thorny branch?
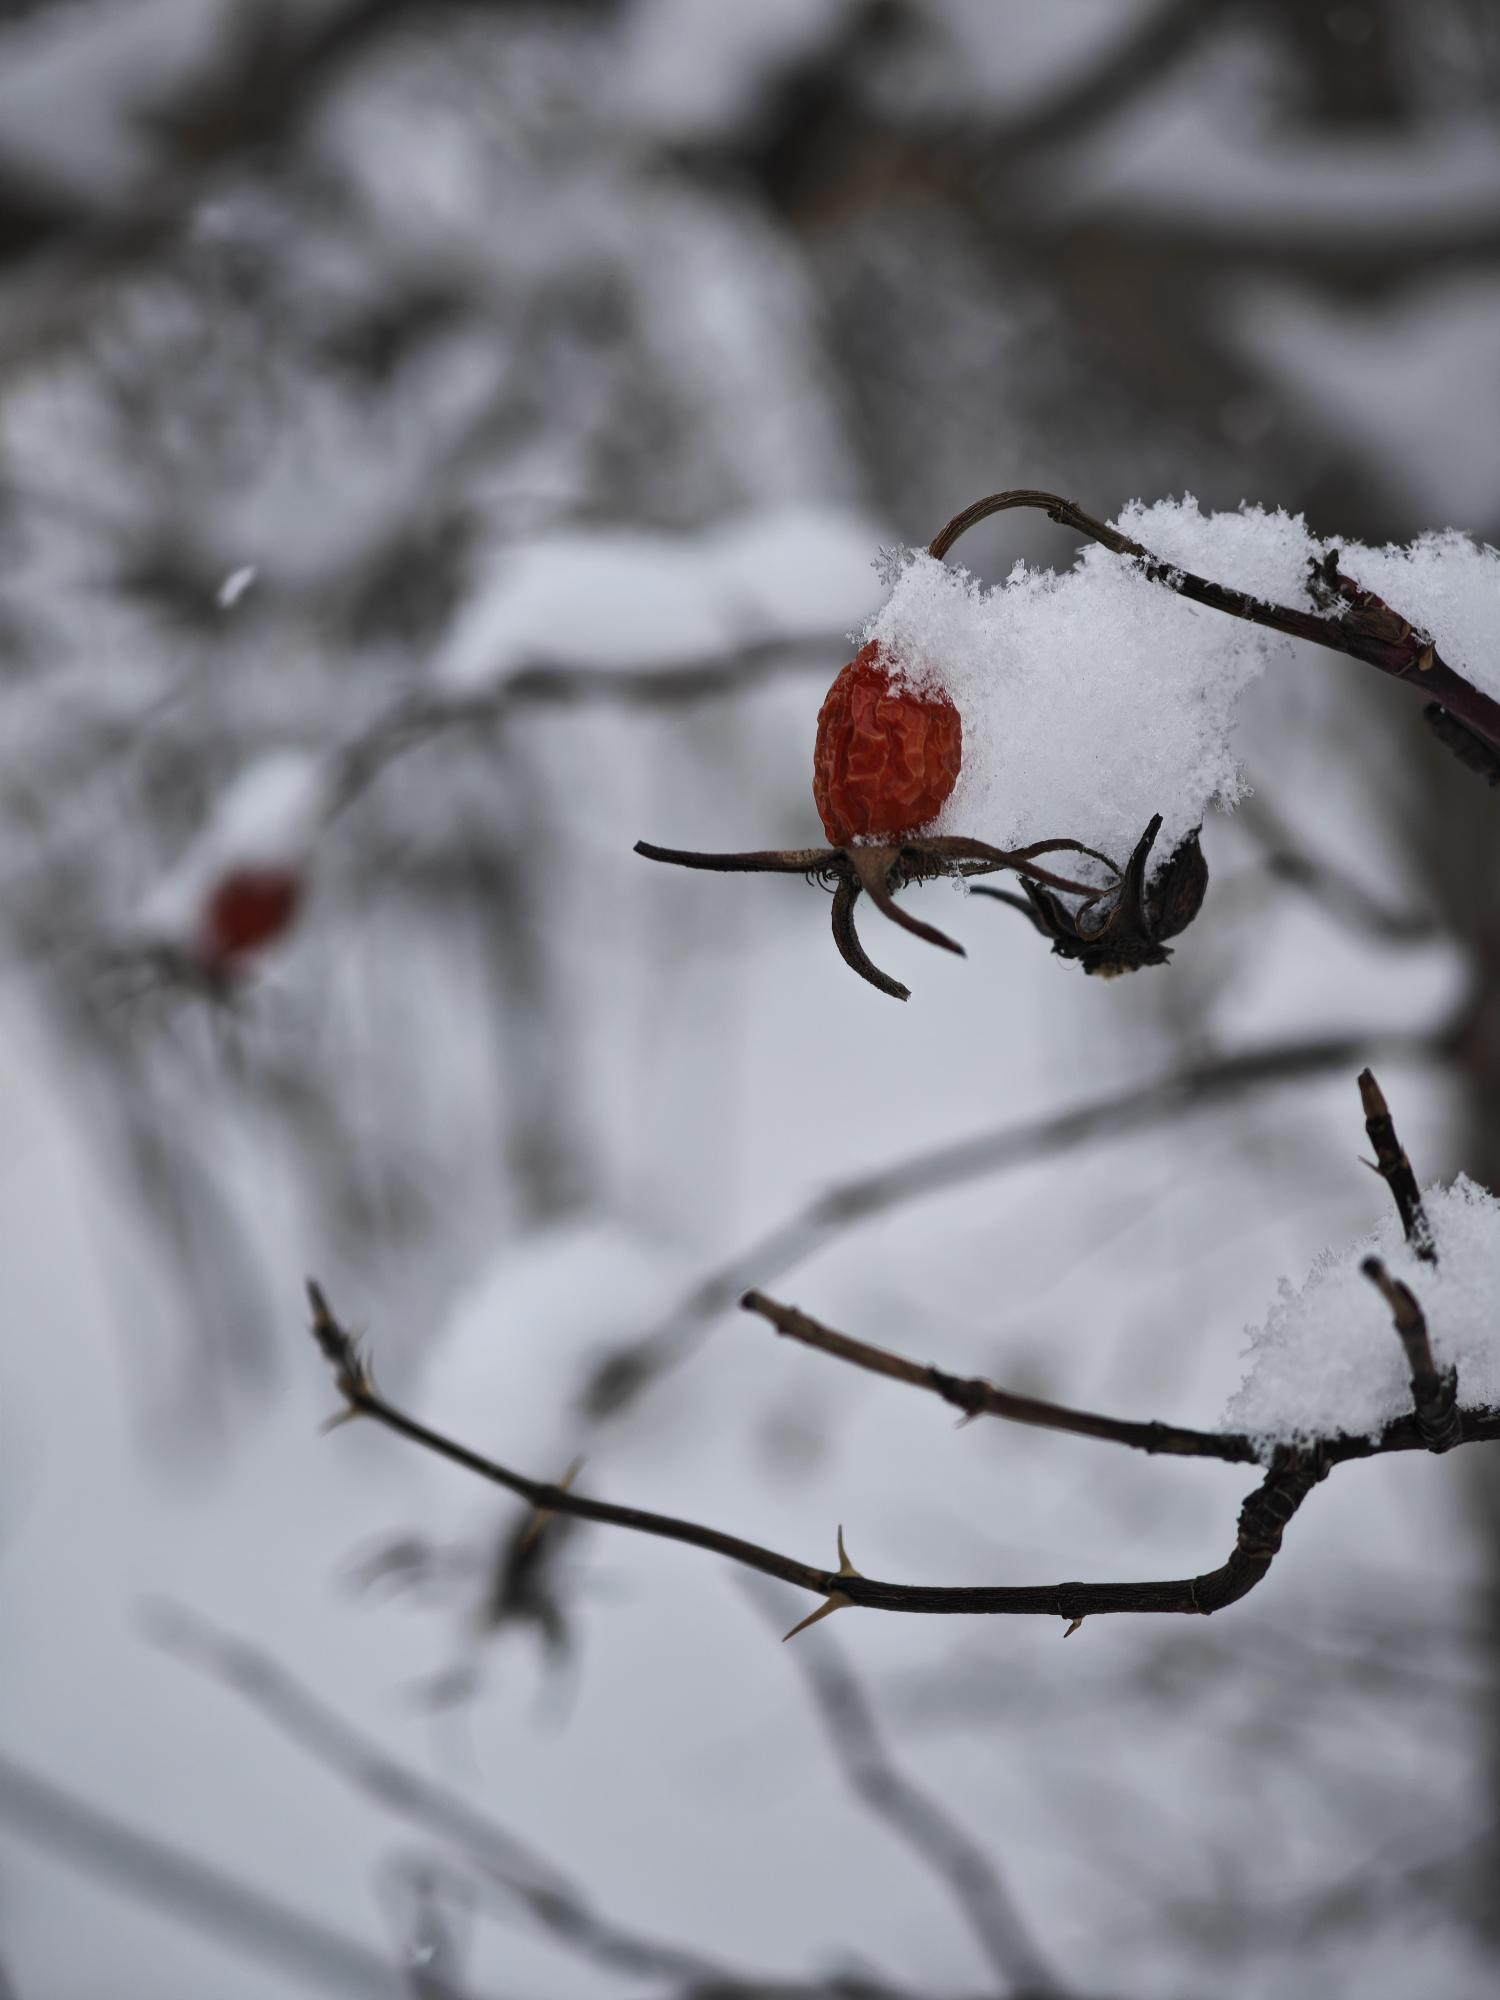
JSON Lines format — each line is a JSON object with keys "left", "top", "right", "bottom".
{"left": 739, "top": 1291, "right": 1259, "bottom": 1464}
{"left": 306, "top": 1075, "right": 1500, "bottom": 1636}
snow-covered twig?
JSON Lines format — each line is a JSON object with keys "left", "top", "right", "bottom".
{"left": 926, "top": 489, "right": 1500, "bottom": 757}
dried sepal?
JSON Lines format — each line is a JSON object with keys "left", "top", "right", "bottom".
{"left": 978, "top": 816, "right": 1207, "bottom": 977}
{"left": 634, "top": 834, "right": 1108, "bottom": 1001}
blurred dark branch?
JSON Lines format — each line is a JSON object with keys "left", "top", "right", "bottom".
{"left": 1236, "top": 795, "right": 1438, "bottom": 942}
{"left": 326, "top": 632, "right": 846, "bottom": 818}
{"left": 0, "top": 0, "right": 454, "bottom": 278}
{"left": 305, "top": 1274, "right": 1500, "bottom": 1627}
{"left": 760, "top": 0, "right": 1226, "bottom": 220}
{"left": 965, "top": 0, "right": 1228, "bottom": 170}
{"left": 148, "top": 1602, "right": 751, "bottom": 1990}
{"left": 0, "top": 1749, "right": 473, "bottom": 1999}
{"left": 740, "top": 1290, "right": 1259, "bottom": 1464}
{"left": 741, "top": 1581, "right": 1064, "bottom": 1995}
{"left": 578, "top": 1025, "right": 1444, "bottom": 1419}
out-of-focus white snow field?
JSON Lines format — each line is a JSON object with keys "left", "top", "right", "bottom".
{"left": 0, "top": 629, "right": 1489, "bottom": 1998}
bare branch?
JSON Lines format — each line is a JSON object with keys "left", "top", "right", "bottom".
{"left": 305, "top": 1281, "right": 1500, "bottom": 1627}
{"left": 1234, "top": 793, "right": 1437, "bottom": 943}
{"left": 147, "top": 1602, "right": 744, "bottom": 1991}
{"left": 1358, "top": 1069, "right": 1436, "bottom": 1260}
{"left": 0, "top": 1749, "right": 474, "bottom": 1999}
{"left": 740, "top": 1581, "right": 1065, "bottom": 1996}
{"left": 1361, "top": 1259, "right": 1463, "bottom": 1453}
{"left": 740, "top": 1289, "right": 1260, "bottom": 1464}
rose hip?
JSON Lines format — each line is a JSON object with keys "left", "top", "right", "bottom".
{"left": 812, "top": 641, "right": 962, "bottom": 846}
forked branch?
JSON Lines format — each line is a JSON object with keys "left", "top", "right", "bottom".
{"left": 307, "top": 1069, "right": 1500, "bottom": 1639}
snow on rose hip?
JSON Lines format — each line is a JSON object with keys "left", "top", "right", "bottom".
{"left": 641, "top": 485, "right": 1467, "bottom": 999}
{"left": 811, "top": 641, "right": 963, "bottom": 846}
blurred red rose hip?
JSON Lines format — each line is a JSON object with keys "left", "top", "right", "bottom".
{"left": 199, "top": 866, "right": 302, "bottom": 967}
{"left": 812, "top": 641, "right": 962, "bottom": 846}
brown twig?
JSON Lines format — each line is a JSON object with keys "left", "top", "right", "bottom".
{"left": 926, "top": 490, "right": 1500, "bottom": 756}
{"left": 306, "top": 1281, "right": 1500, "bottom": 1628}
{"left": 1360, "top": 1259, "right": 1463, "bottom": 1453}
{"left": 1358, "top": 1068, "right": 1436, "bottom": 1261}
{"left": 740, "top": 1290, "right": 1260, "bottom": 1464}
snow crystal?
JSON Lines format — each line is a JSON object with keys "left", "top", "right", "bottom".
{"left": 1332, "top": 531, "right": 1500, "bottom": 698}
{"left": 1226, "top": 1179, "right": 1500, "bottom": 1457}
{"left": 862, "top": 497, "right": 1500, "bottom": 862}
{"left": 433, "top": 504, "right": 880, "bottom": 694}
{"left": 865, "top": 499, "right": 1314, "bottom": 859}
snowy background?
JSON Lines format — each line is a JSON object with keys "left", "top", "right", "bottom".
{"left": 2, "top": 2, "right": 1500, "bottom": 1995}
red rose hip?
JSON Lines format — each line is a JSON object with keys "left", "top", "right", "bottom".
{"left": 198, "top": 865, "right": 303, "bottom": 967}
{"left": 812, "top": 641, "right": 962, "bottom": 846}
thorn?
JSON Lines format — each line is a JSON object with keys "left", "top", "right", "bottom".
{"left": 319, "top": 1405, "right": 366, "bottom": 1435}
{"left": 834, "top": 1524, "right": 863, "bottom": 1578}
{"left": 783, "top": 1526, "right": 863, "bottom": 1640}
{"left": 1063, "top": 1616, "right": 1084, "bottom": 1637}
{"left": 1358, "top": 1155, "right": 1381, "bottom": 1175}
{"left": 519, "top": 1456, "right": 586, "bottom": 1552}
{"left": 783, "top": 1591, "right": 851, "bottom": 1642}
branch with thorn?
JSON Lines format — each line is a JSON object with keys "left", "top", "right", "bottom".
{"left": 306, "top": 1075, "right": 1500, "bottom": 1639}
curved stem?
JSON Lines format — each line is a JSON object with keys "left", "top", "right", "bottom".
{"left": 928, "top": 489, "right": 1500, "bottom": 753}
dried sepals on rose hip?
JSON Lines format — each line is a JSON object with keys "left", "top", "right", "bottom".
{"left": 634, "top": 486, "right": 1224, "bottom": 999}
{"left": 812, "top": 641, "right": 962, "bottom": 845}
{"left": 977, "top": 814, "right": 1207, "bottom": 976}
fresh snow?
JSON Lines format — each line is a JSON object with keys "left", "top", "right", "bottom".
{"left": 1227, "top": 1179, "right": 1500, "bottom": 1456}
{"left": 862, "top": 497, "right": 1499, "bottom": 862}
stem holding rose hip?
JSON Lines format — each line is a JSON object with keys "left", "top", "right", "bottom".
{"left": 636, "top": 481, "right": 1496, "bottom": 998}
